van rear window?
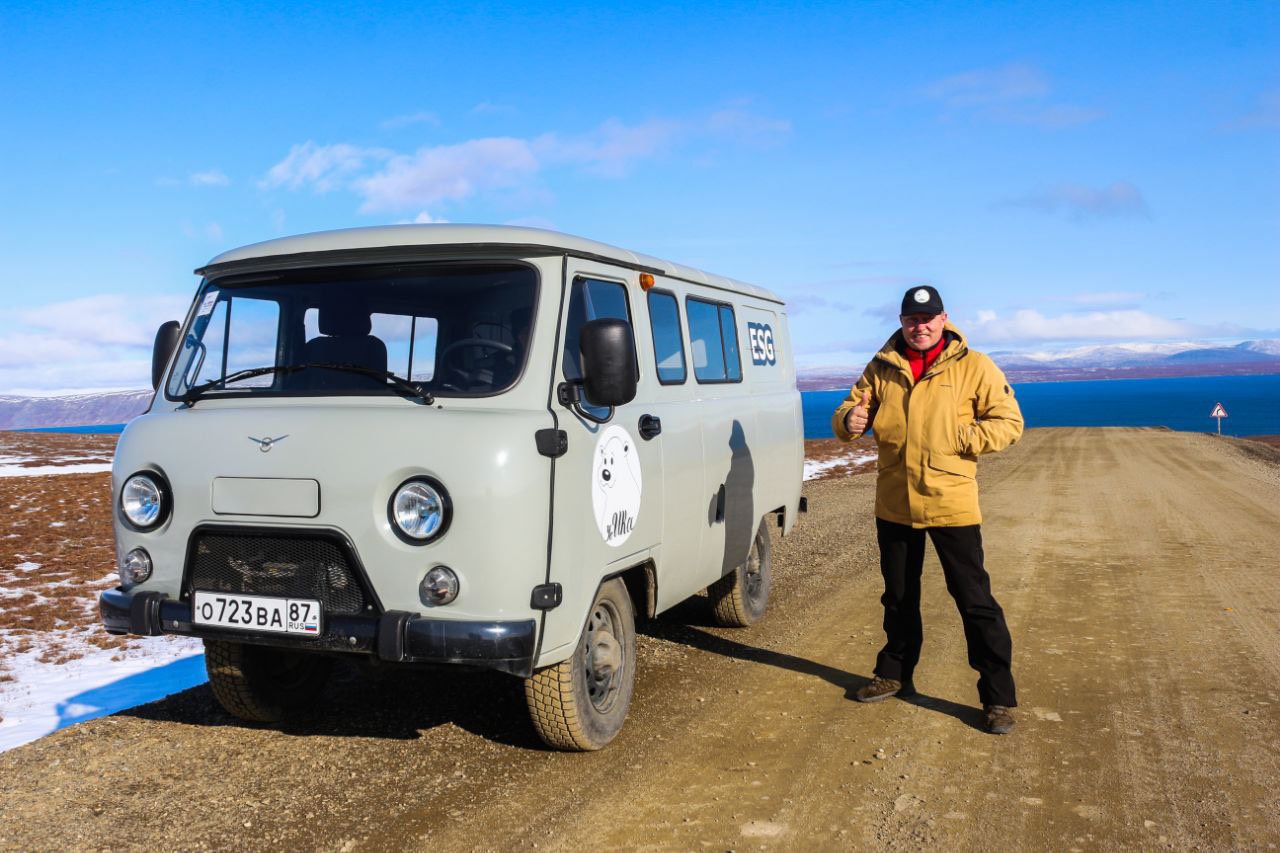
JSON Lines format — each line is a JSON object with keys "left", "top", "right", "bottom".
{"left": 687, "top": 297, "right": 742, "bottom": 384}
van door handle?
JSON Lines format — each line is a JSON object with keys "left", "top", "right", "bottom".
{"left": 638, "top": 414, "right": 662, "bottom": 440}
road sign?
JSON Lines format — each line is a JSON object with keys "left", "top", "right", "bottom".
{"left": 1210, "top": 401, "right": 1228, "bottom": 434}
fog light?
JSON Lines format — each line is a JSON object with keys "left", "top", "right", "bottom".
{"left": 120, "top": 548, "right": 153, "bottom": 586}
{"left": 420, "top": 566, "right": 459, "bottom": 606}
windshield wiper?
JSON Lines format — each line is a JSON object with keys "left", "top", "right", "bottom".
{"left": 303, "top": 362, "right": 436, "bottom": 405}
{"left": 179, "top": 363, "right": 434, "bottom": 406}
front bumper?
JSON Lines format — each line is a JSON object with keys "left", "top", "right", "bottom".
{"left": 99, "top": 587, "right": 537, "bottom": 677}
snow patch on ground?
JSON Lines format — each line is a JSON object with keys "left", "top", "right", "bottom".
{"left": 0, "top": 463, "right": 113, "bottom": 477}
{"left": 804, "top": 453, "right": 876, "bottom": 480}
{"left": 0, "top": 629, "right": 205, "bottom": 753}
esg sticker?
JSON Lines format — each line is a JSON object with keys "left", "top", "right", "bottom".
{"left": 591, "top": 424, "right": 642, "bottom": 546}
{"left": 748, "top": 322, "right": 777, "bottom": 366}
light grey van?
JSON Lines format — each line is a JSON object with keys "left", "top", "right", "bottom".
{"left": 100, "top": 225, "right": 804, "bottom": 750}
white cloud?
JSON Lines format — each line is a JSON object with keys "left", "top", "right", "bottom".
{"left": 967, "top": 308, "right": 1193, "bottom": 343}
{"left": 380, "top": 110, "right": 440, "bottom": 130}
{"left": 924, "top": 62, "right": 1102, "bottom": 129}
{"left": 261, "top": 106, "right": 790, "bottom": 213}
{"left": 471, "top": 101, "right": 518, "bottom": 116}
{"left": 534, "top": 118, "right": 682, "bottom": 177}
{"left": 394, "top": 211, "right": 450, "bottom": 224}
{"left": 189, "top": 170, "right": 229, "bottom": 187}
{"left": 1000, "top": 181, "right": 1149, "bottom": 221}
{"left": 355, "top": 137, "right": 539, "bottom": 213}
{"left": 0, "top": 294, "right": 192, "bottom": 393}
{"left": 1227, "top": 90, "right": 1280, "bottom": 130}
{"left": 704, "top": 107, "right": 792, "bottom": 145}
{"left": 260, "top": 141, "right": 393, "bottom": 192}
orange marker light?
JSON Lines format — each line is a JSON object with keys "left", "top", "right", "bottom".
{"left": 639, "top": 273, "right": 655, "bottom": 290}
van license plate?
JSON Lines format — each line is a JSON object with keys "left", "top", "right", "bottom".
{"left": 192, "top": 591, "right": 321, "bottom": 636}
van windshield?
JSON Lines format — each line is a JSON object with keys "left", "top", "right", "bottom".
{"left": 165, "top": 263, "right": 538, "bottom": 401}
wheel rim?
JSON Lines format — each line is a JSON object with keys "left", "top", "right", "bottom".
{"left": 582, "top": 599, "right": 625, "bottom": 713}
{"left": 743, "top": 532, "right": 764, "bottom": 601}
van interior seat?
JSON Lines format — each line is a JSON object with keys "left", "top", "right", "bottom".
{"left": 301, "top": 308, "right": 388, "bottom": 389}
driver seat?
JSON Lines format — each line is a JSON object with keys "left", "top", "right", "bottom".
{"left": 301, "top": 308, "right": 387, "bottom": 390}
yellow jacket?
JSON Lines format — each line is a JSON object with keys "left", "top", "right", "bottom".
{"left": 832, "top": 323, "right": 1023, "bottom": 528}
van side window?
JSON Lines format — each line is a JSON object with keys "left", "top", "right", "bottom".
{"left": 687, "top": 296, "right": 741, "bottom": 383}
{"left": 719, "top": 304, "right": 742, "bottom": 381}
{"left": 175, "top": 295, "right": 281, "bottom": 393}
{"left": 561, "top": 277, "right": 638, "bottom": 384}
{"left": 647, "top": 290, "right": 686, "bottom": 384}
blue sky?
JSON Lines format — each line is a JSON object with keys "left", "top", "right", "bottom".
{"left": 2, "top": 0, "right": 1277, "bottom": 393}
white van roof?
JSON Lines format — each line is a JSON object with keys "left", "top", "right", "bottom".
{"left": 199, "top": 224, "right": 782, "bottom": 304}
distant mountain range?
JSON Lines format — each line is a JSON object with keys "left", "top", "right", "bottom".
{"left": 798, "top": 339, "right": 1280, "bottom": 390}
{"left": 0, "top": 390, "right": 153, "bottom": 430}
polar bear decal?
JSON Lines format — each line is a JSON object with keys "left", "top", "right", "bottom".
{"left": 591, "top": 424, "right": 643, "bottom": 546}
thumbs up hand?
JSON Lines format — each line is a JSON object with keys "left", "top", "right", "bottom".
{"left": 845, "top": 389, "right": 872, "bottom": 435}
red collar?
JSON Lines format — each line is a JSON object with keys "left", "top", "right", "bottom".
{"left": 903, "top": 337, "right": 945, "bottom": 381}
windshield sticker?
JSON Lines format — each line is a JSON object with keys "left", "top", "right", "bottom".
{"left": 592, "top": 424, "right": 642, "bottom": 547}
{"left": 196, "top": 290, "right": 220, "bottom": 316}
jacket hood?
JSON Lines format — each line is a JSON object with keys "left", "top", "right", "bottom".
{"left": 873, "top": 322, "right": 969, "bottom": 377}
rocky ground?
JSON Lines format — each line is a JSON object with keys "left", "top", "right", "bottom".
{"left": 2, "top": 428, "right": 1279, "bottom": 850}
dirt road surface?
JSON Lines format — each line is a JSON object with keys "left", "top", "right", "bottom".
{"left": 3, "top": 428, "right": 1280, "bottom": 850}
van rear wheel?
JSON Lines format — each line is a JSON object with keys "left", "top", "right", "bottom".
{"left": 709, "top": 519, "right": 772, "bottom": 627}
{"left": 204, "top": 639, "right": 333, "bottom": 723}
{"left": 524, "top": 578, "right": 636, "bottom": 751}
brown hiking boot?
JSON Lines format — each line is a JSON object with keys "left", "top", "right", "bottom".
{"left": 984, "top": 705, "right": 1015, "bottom": 734}
{"left": 855, "top": 675, "right": 913, "bottom": 703}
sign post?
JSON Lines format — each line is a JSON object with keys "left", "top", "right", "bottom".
{"left": 1209, "top": 402, "right": 1228, "bottom": 435}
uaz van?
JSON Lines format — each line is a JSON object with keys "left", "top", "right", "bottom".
{"left": 100, "top": 225, "right": 804, "bottom": 750}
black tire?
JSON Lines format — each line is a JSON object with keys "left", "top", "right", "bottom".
{"left": 204, "top": 639, "right": 333, "bottom": 723}
{"left": 524, "top": 578, "right": 636, "bottom": 751}
{"left": 709, "top": 518, "right": 772, "bottom": 627}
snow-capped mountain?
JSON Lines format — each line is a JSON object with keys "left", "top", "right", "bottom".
{"left": 989, "top": 340, "right": 1280, "bottom": 368}
{"left": 798, "top": 339, "right": 1280, "bottom": 389}
{"left": 0, "top": 390, "right": 153, "bottom": 430}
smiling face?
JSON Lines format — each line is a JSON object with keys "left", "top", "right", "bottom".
{"left": 899, "top": 311, "right": 947, "bottom": 351}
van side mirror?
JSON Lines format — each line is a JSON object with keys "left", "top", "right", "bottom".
{"left": 557, "top": 319, "right": 637, "bottom": 423}
{"left": 581, "top": 318, "right": 637, "bottom": 409}
{"left": 152, "top": 321, "right": 181, "bottom": 390}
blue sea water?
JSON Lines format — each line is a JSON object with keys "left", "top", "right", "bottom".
{"left": 14, "top": 374, "right": 1280, "bottom": 440}
{"left": 17, "top": 423, "right": 126, "bottom": 434}
{"left": 803, "top": 373, "right": 1280, "bottom": 440}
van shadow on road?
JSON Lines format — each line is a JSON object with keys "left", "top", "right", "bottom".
{"left": 643, "top": 603, "right": 985, "bottom": 731}
{"left": 119, "top": 660, "right": 549, "bottom": 750}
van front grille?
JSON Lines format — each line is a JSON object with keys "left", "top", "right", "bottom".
{"left": 186, "top": 530, "right": 373, "bottom": 615}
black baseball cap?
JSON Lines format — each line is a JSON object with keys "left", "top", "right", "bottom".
{"left": 900, "top": 285, "right": 944, "bottom": 316}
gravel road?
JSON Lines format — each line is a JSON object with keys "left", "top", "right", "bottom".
{"left": 3, "top": 427, "right": 1279, "bottom": 850}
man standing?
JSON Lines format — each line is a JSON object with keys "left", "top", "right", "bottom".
{"left": 832, "top": 286, "right": 1023, "bottom": 734}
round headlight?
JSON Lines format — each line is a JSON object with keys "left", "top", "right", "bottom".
{"left": 121, "top": 473, "right": 165, "bottom": 529}
{"left": 389, "top": 478, "right": 451, "bottom": 543}
{"left": 420, "top": 565, "right": 460, "bottom": 606}
{"left": 120, "top": 548, "right": 153, "bottom": 586}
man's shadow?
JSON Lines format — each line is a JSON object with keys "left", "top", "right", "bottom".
{"left": 644, "top": 611, "right": 986, "bottom": 731}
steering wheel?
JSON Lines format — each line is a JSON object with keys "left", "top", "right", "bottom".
{"left": 438, "top": 337, "right": 515, "bottom": 384}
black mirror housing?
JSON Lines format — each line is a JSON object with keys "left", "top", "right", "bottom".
{"left": 580, "top": 318, "right": 637, "bottom": 408}
{"left": 152, "top": 321, "right": 181, "bottom": 390}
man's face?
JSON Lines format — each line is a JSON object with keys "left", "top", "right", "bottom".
{"left": 900, "top": 311, "right": 947, "bottom": 351}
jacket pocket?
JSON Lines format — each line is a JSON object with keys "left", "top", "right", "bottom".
{"left": 928, "top": 451, "right": 976, "bottom": 480}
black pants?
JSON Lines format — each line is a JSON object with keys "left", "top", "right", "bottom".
{"left": 873, "top": 518, "right": 1016, "bottom": 707}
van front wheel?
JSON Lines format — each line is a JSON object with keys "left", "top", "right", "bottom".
{"left": 524, "top": 578, "right": 636, "bottom": 751}
{"left": 709, "top": 519, "right": 772, "bottom": 627}
{"left": 204, "top": 639, "right": 333, "bottom": 723}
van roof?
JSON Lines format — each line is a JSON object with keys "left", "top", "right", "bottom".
{"left": 198, "top": 224, "right": 782, "bottom": 304}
